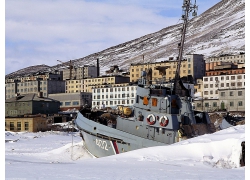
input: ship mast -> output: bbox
[173,0,198,95]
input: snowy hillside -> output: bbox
[5,125,245,179]
[5,0,245,78]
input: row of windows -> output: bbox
[208,55,244,61]
[220,91,243,97]
[204,75,244,81]
[6,110,32,115]
[204,82,244,88]
[93,94,135,99]
[6,102,31,107]
[203,90,243,96]
[6,122,29,131]
[60,101,80,106]
[6,81,48,88]
[196,101,243,108]
[94,87,135,93]
[84,78,115,83]
[93,100,134,106]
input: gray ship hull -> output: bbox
[75,112,167,157]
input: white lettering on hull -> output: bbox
[95,139,108,151]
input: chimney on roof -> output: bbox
[38,91,43,98]
[97,58,100,77]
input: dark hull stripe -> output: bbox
[112,141,119,154]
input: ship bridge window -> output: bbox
[143,96,149,105]
[152,98,157,107]
[136,95,139,103]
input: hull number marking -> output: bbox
[95,139,108,151]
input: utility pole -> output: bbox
[174,0,198,95]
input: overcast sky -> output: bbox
[5,0,222,75]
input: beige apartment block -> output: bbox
[130,54,205,83]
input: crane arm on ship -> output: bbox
[173,0,198,96]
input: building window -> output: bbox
[72,101,79,105]
[210,84,213,88]
[221,92,225,97]
[204,91,208,95]
[230,91,234,96]
[10,122,14,131]
[204,84,208,88]
[238,91,242,96]
[237,82,242,87]
[204,78,208,81]
[213,102,217,107]
[230,102,234,107]
[210,91,213,95]
[220,83,224,87]
[17,122,21,131]
[205,103,209,107]
[238,101,243,106]
[25,122,29,131]
[231,82,235,87]
[65,102,71,106]
[231,76,235,80]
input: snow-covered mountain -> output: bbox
[5,0,245,79]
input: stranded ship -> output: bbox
[74,0,216,157]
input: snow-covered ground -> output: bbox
[5,125,246,180]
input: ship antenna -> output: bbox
[173,0,198,95]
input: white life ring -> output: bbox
[159,116,169,127]
[147,114,156,125]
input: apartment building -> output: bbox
[5,79,65,99]
[203,74,245,99]
[83,75,130,93]
[62,65,98,80]
[49,92,92,111]
[5,71,63,84]
[5,92,60,117]
[130,54,205,84]
[193,73,245,112]
[92,85,137,109]
[205,53,245,71]
[65,79,84,93]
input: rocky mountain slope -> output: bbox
[5,0,245,79]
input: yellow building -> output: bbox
[130,54,205,84]
[5,115,48,132]
[65,79,84,93]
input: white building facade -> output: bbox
[203,74,245,100]
[92,85,137,108]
